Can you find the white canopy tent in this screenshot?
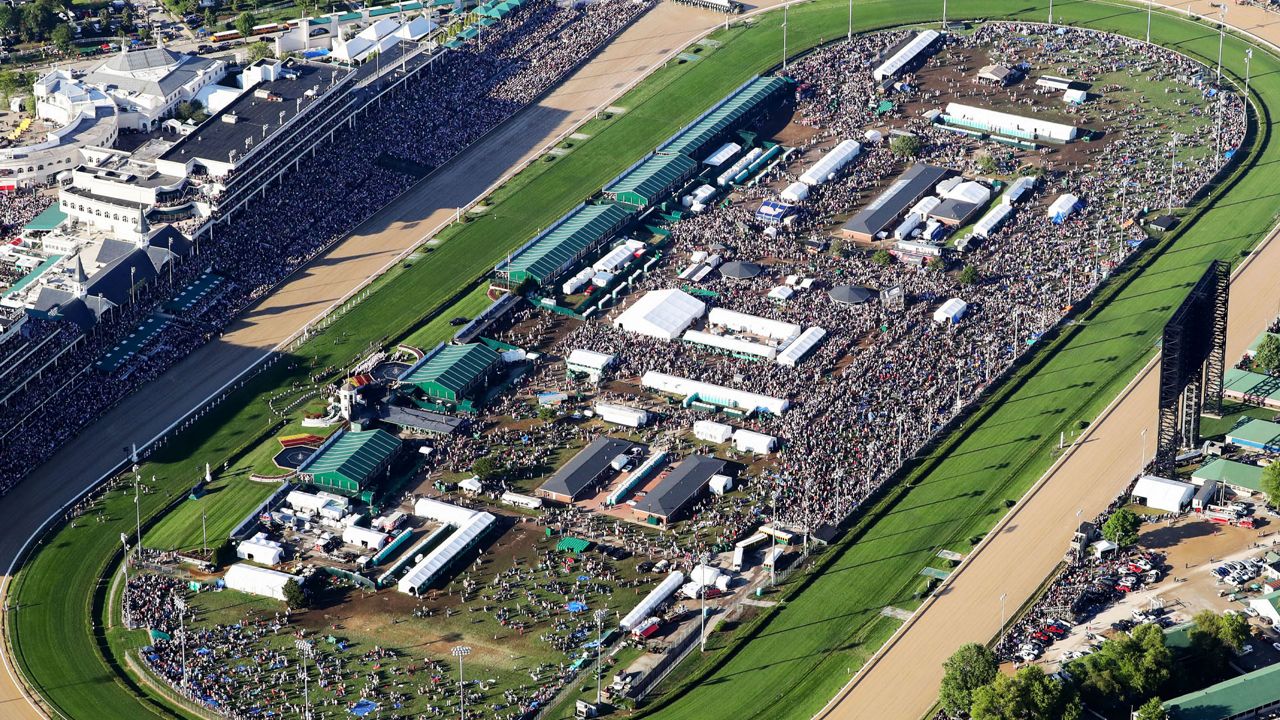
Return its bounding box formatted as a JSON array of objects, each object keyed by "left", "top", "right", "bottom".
[
  {"left": 237, "top": 534, "right": 284, "bottom": 565},
  {"left": 614, "top": 289, "right": 706, "bottom": 341},
  {"left": 620, "top": 571, "right": 684, "bottom": 630},
  {"left": 642, "top": 371, "right": 789, "bottom": 416},
  {"left": 1131, "top": 475, "right": 1195, "bottom": 512},
  {"left": 694, "top": 419, "right": 734, "bottom": 443},
  {"left": 224, "top": 563, "right": 297, "bottom": 601}
]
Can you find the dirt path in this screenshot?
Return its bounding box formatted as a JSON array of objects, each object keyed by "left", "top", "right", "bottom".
[{"left": 0, "top": 4, "right": 779, "bottom": 717}]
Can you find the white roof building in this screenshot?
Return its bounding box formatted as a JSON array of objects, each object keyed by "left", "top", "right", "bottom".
[
  {"left": 1131, "top": 475, "right": 1195, "bottom": 513},
  {"left": 732, "top": 428, "right": 777, "bottom": 454},
  {"left": 566, "top": 349, "right": 615, "bottom": 381},
  {"left": 642, "top": 371, "right": 789, "bottom": 416},
  {"left": 236, "top": 534, "right": 284, "bottom": 565},
  {"left": 933, "top": 298, "right": 968, "bottom": 324},
  {"left": 342, "top": 525, "right": 391, "bottom": 551},
  {"left": 83, "top": 47, "right": 227, "bottom": 132},
  {"left": 694, "top": 420, "right": 734, "bottom": 443},
  {"left": 614, "top": 289, "right": 707, "bottom": 341},
  {"left": 1048, "top": 194, "right": 1080, "bottom": 221},
  {"left": 223, "top": 563, "right": 298, "bottom": 601},
  {"left": 945, "top": 102, "right": 1078, "bottom": 143}
]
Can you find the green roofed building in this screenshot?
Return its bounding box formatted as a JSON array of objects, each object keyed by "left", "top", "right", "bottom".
[
  {"left": 1162, "top": 661, "right": 1280, "bottom": 720},
  {"left": 556, "top": 537, "right": 592, "bottom": 554},
  {"left": 1191, "top": 458, "right": 1265, "bottom": 495},
  {"left": 659, "top": 75, "right": 791, "bottom": 159},
  {"left": 605, "top": 153, "right": 697, "bottom": 209},
  {"left": 400, "top": 343, "right": 500, "bottom": 404},
  {"left": 497, "top": 203, "right": 634, "bottom": 287},
  {"left": 1225, "top": 418, "right": 1280, "bottom": 453},
  {"left": 302, "top": 429, "right": 402, "bottom": 496},
  {"left": 1223, "top": 367, "right": 1280, "bottom": 409}
]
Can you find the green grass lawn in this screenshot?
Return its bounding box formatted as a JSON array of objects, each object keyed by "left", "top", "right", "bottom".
[{"left": 10, "top": 1, "right": 1280, "bottom": 719}]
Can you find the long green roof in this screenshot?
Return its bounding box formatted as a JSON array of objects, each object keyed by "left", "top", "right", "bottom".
[
  {"left": 1226, "top": 418, "right": 1280, "bottom": 447},
  {"left": 1223, "top": 367, "right": 1280, "bottom": 402},
  {"left": 502, "top": 203, "right": 633, "bottom": 284},
  {"left": 660, "top": 76, "right": 789, "bottom": 157},
  {"left": 1164, "top": 659, "right": 1280, "bottom": 720},
  {"left": 402, "top": 343, "right": 498, "bottom": 397},
  {"left": 1192, "top": 458, "right": 1264, "bottom": 492},
  {"left": 606, "top": 153, "right": 696, "bottom": 206},
  {"left": 306, "top": 429, "right": 401, "bottom": 487}
]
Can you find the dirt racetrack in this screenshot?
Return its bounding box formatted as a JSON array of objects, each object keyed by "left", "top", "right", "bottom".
[{"left": 0, "top": 3, "right": 780, "bottom": 716}]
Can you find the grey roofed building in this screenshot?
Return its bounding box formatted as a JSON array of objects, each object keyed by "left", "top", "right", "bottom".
[
  {"left": 379, "top": 405, "right": 466, "bottom": 435},
  {"left": 85, "top": 48, "right": 220, "bottom": 102},
  {"left": 537, "top": 436, "right": 638, "bottom": 503},
  {"left": 86, "top": 248, "right": 158, "bottom": 308},
  {"left": 930, "top": 198, "right": 980, "bottom": 225},
  {"left": 632, "top": 454, "right": 726, "bottom": 522},
  {"left": 841, "top": 164, "right": 951, "bottom": 241}
]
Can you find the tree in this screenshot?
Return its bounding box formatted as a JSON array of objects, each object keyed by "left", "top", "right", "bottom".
[
  {"left": 22, "top": 95, "right": 34, "bottom": 116},
  {"left": 248, "top": 40, "right": 275, "bottom": 62},
  {"left": 1135, "top": 697, "right": 1168, "bottom": 720},
  {"left": 938, "top": 643, "right": 998, "bottom": 717},
  {"left": 1263, "top": 461, "right": 1280, "bottom": 507},
  {"left": 1190, "top": 609, "right": 1251, "bottom": 671},
  {"left": 1256, "top": 334, "right": 1280, "bottom": 375},
  {"left": 204, "top": 8, "right": 216, "bottom": 29},
  {"left": 471, "top": 456, "right": 499, "bottom": 481},
  {"left": 871, "top": 249, "right": 892, "bottom": 265},
  {"left": 50, "top": 23, "right": 73, "bottom": 55},
  {"left": 976, "top": 153, "right": 998, "bottom": 175},
  {"left": 970, "top": 666, "right": 1081, "bottom": 720},
  {"left": 1070, "top": 623, "right": 1171, "bottom": 708},
  {"left": 890, "top": 134, "right": 922, "bottom": 158},
  {"left": 1101, "top": 508, "right": 1142, "bottom": 547},
  {"left": 282, "top": 578, "right": 309, "bottom": 608},
  {"left": 234, "top": 11, "right": 255, "bottom": 38},
  {"left": 958, "top": 265, "right": 979, "bottom": 286}
]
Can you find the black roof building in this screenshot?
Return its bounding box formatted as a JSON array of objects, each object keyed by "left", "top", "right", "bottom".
[
  {"left": 633, "top": 455, "right": 726, "bottom": 522},
  {"left": 841, "top": 164, "right": 950, "bottom": 241},
  {"left": 537, "top": 436, "right": 638, "bottom": 503}
]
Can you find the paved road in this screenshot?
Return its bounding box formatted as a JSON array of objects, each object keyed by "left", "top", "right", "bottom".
[
  {"left": 0, "top": 3, "right": 763, "bottom": 717},
  {"left": 817, "top": 6, "right": 1280, "bottom": 717}
]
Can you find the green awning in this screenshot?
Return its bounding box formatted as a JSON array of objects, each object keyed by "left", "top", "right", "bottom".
[
  {"left": 2, "top": 254, "right": 60, "bottom": 298},
  {"left": 23, "top": 205, "right": 67, "bottom": 232}
]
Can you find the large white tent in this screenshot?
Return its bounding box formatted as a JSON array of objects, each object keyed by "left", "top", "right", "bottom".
[
  {"left": 642, "top": 371, "right": 789, "bottom": 416},
  {"left": 614, "top": 289, "right": 707, "bottom": 341},
  {"left": 945, "top": 102, "right": 1078, "bottom": 142},
  {"left": 620, "top": 571, "right": 684, "bottom": 630},
  {"left": 236, "top": 534, "right": 284, "bottom": 565},
  {"left": 398, "top": 511, "right": 495, "bottom": 595},
  {"left": 1131, "top": 475, "right": 1195, "bottom": 512},
  {"left": 224, "top": 563, "right": 298, "bottom": 601}
]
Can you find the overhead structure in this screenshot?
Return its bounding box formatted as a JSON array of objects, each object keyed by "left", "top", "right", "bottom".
[
  {"left": 398, "top": 509, "right": 495, "bottom": 595},
  {"left": 642, "top": 370, "right": 789, "bottom": 416},
  {"left": 694, "top": 419, "right": 734, "bottom": 443},
  {"left": 841, "top": 164, "right": 951, "bottom": 242},
  {"left": 613, "top": 289, "right": 707, "bottom": 341},
  {"left": 972, "top": 203, "right": 1013, "bottom": 238},
  {"left": 682, "top": 330, "right": 778, "bottom": 360},
  {"left": 237, "top": 534, "right": 284, "bottom": 565},
  {"left": 631, "top": 455, "right": 727, "bottom": 523},
  {"left": 933, "top": 298, "right": 968, "bottom": 324},
  {"left": 619, "top": 571, "right": 685, "bottom": 630},
  {"left": 566, "top": 349, "right": 615, "bottom": 382},
  {"left": 659, "top": 75, "right": 792, "bottom": 159},
  {"left": 1131, "top": 475, "right": 1195, "bottom": 513},
  {"left": 595, "top": 403, "right": 649, "bottom": 428},
  {"left": 872, "top": 29, "right": 941, "bottom": 81},
  {"left": 719, "top": 261, "right": 762, "bottom": 280},
  {"left": 829, "top": 285, "right": 876, "bottom": 305},
  {"left": 537, "top": 436, "right": 638, "bottom": 503},
  {"left": 1047, "top": 194, "right": 1080, "bottom": 222},
  {"left": 707, "top": 307, "right": 801, "bottom": 343},
  {"left": 776, "top": 327, "right": 826, "bottom": 367}
]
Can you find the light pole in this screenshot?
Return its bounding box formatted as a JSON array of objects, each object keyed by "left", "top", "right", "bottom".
[
  {"left": 595, "top": 609, "right": 608, "bottom": 704},
  {"left": 1146, "top": 0, "right": 1152, "bottom": 43},
  {"left": 1217, "top": 5, "right": 1227, "bottom": 83},
  {"left": 999, "top": 593, "right": 1007, "bottom": 630},
  {"left": 847, "top": 0, "right": 852, "bottom": 42},
  {"left": 295, "top": 639, "right": 313, "bottom": 720},
  {"left": 1048, "top": 0, "right": 1053, "bottom": 25},
  {"left": 133, "top": 470, "right": 142, "bottom": 559},
  {"left": 781, "top": 3, "right": 788, "bottom": 73},
  {"left": 1140, "top": 428, "right": 1148, "bottom": 473},
  {"left": 452, "top": 645, "right": 472, "bottom": 720},
  {"left": 942, "top": 0, "right": 947, "bottom": 27},
  {"left": 1246, "top": 48, "right": 1253, "bottom": 101}
]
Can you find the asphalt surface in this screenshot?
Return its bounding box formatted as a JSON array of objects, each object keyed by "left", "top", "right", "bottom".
[
  {"left": 0, "top": 3, "right": 772, "bottom": 717},
  {"left": 817, "top": 6, "right": 1280, "bottom": 717}
]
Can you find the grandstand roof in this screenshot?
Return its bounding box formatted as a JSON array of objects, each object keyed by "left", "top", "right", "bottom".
[
  {"left": 1226, "top": 418, "right": 1280, "bottom": 450},
  {"left": 303, "top": 429, "right": 401, "bottom": 495},
  {"left": 502, "top": 203, "right": 633, "bottom": 285},
  {"left": 400, "top": 343, "right": 499, "bottom": 402},
  {"left": 660, "top": 75, "right": 790, "bottom": 158},
  {"left": 606, "top": 153, "right": 697, "bottom": 208},
  {"left": 1224, "top": 367, "right": 1280, "bottom": 403},
  {"left": 633, "top": 455, "right": 725, "bottom": 520}
]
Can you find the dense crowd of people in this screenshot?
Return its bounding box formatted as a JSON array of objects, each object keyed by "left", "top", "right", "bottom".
[{"left": 0, "top": 0, "right": 653, "bottom": 494}]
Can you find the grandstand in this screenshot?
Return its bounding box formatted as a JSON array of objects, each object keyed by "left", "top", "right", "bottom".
[{"left": 493, "top": 203, "right": 635, "bottom": 287}]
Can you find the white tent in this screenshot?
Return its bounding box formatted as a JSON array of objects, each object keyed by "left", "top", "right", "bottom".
[
  {"left": 799, "top": 139, "right": 861, "bottom": 186},
  {"left": 398, "top": 511, "right": 495, "bottom": 594},
  {"left": 873, "top": 29, "right": 940, "bottom": 80},
  {"left": 944, "top": 181, "right": 991, "bottom": 206},
  {"left": 909, "top": 196, "right": 942, "bottom": 219},
  {"left": 414, "top": 496, "right": 481, "bottom": 526},
  {"left": 237, "top": 534, "right": 284, "bottom": 565},
  {"left": 458, "top": 476, "right": 484, "bottom": 494},
  {"left": 776, "top": 326, "right": 826, "bottom": 368},
  {"left": 1063, "top": 88, "right": 1088, "bottom": 104},
  {"left": 707, "top": 308, "right": 801, "bottom": 342},
  {"left": 1091, "top": 539, "right": 1118, "bottom": 558},
  {"left": 1131, "top": 475, "right": 1195, "bottom": 512},
  {"left": 703, "top": 142, "right": 740, "bottom": 168},
  {"left": 224, "top": 563, "right": 297, "bottom": 601},
  {"left": 595, "top": 403, "right": 650, "bottom": 428},
  {"left": 1047, "top": 194, "right": 1080, "bottom": 221},
  {"left": 733, "top": 428, "right": 777, "bottom": 454},
  {"left": 973, "top": 203, "right": 1013, "bottom": 238},
  {"left": 1003, "top": 176, "right": 1036, "bottom": 205},
  {"left": 945, "top": 102, "right": 1078, "bottom": 142},
  {"left": 566, "top": 349, "right": 614, "bottom": 381},
  {"left": 614, "top": 289, "right": 707, "bottom": 341},
  {"left": 933, "top": 298, "right": 968, "bottom": 324},
  {"left": 682, "top": 329, "right": 778, "bottom": 360},
  {"left": 709, "top": 474, "right": 733, "bottom": 495},
  {"left": 394, "top": 16, "right": 437, "bottom": 41},
  {"left": 342, "top": 525, "right": 391, "bottom": 551},
  {"left": 780, "top": 182, "right": 810, "bottom": 203},
  {"left": 689, "top": 564, "right": 723, "bottom": 587},
  {"left": 694, "top": 419, "right": 734, "bottom": 443},
  {"left": 641, "top": 371, "right": 789, "bottom": 416},
  {"left": 620, "top": 571, "right": 684, "bottom": 630}
]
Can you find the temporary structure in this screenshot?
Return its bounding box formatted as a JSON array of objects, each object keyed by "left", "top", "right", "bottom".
[
  {"left": 595, "top": 403, "right": 650, "bottom": 428},
  {"left": 1131, "top": 475, "right": 1195, "bottom": 513},
  {"left": 933, "top": 298, "right": 968, "bottom": 324},
  {"left": 732, "top": 428, "right": 777, "bottom": 454},
  {"left": 620, "top": 571, "right": 685, "bottom": 630},
  {"left": 224, "top": 563, "right": 298, "bottom": 601},
  {"left": 613, "top": 289, "right": 707, "bottom": 341},
  {"left": 719, "top": 261, "right": 762, "bottom": 280},
  {"left": 799, "top": 140, "right": 861, "bottom": 186},
  {"left": 776, "top": 326, "right": 826, "bottom": 368},
  {"left": 694, "top": 420, "right": 734, "bottom": 443},
  {"left": 828, "top": 285, "right": 876, "bottom": 305}
]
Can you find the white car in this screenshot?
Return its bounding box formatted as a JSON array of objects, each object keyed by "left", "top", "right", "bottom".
[{"left": 1239, "top": 643, "right": 1254, "bottom": 656}]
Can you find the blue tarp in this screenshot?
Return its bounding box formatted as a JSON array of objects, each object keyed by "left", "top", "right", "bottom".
[
  {"left": 567, "top": 601, "right": 587, "bottom": 613},
  {"left": 351, "top": 699, "right": 379, "bottom": 716}
]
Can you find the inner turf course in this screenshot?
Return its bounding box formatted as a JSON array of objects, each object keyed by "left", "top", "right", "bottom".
[{"left": 8, "top": 1, "right": 1280, "bottom": 720}]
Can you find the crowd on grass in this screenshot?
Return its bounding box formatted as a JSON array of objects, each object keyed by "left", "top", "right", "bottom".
[{"left": 0, "top": 0, "right": 653, "bottom": 495}]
